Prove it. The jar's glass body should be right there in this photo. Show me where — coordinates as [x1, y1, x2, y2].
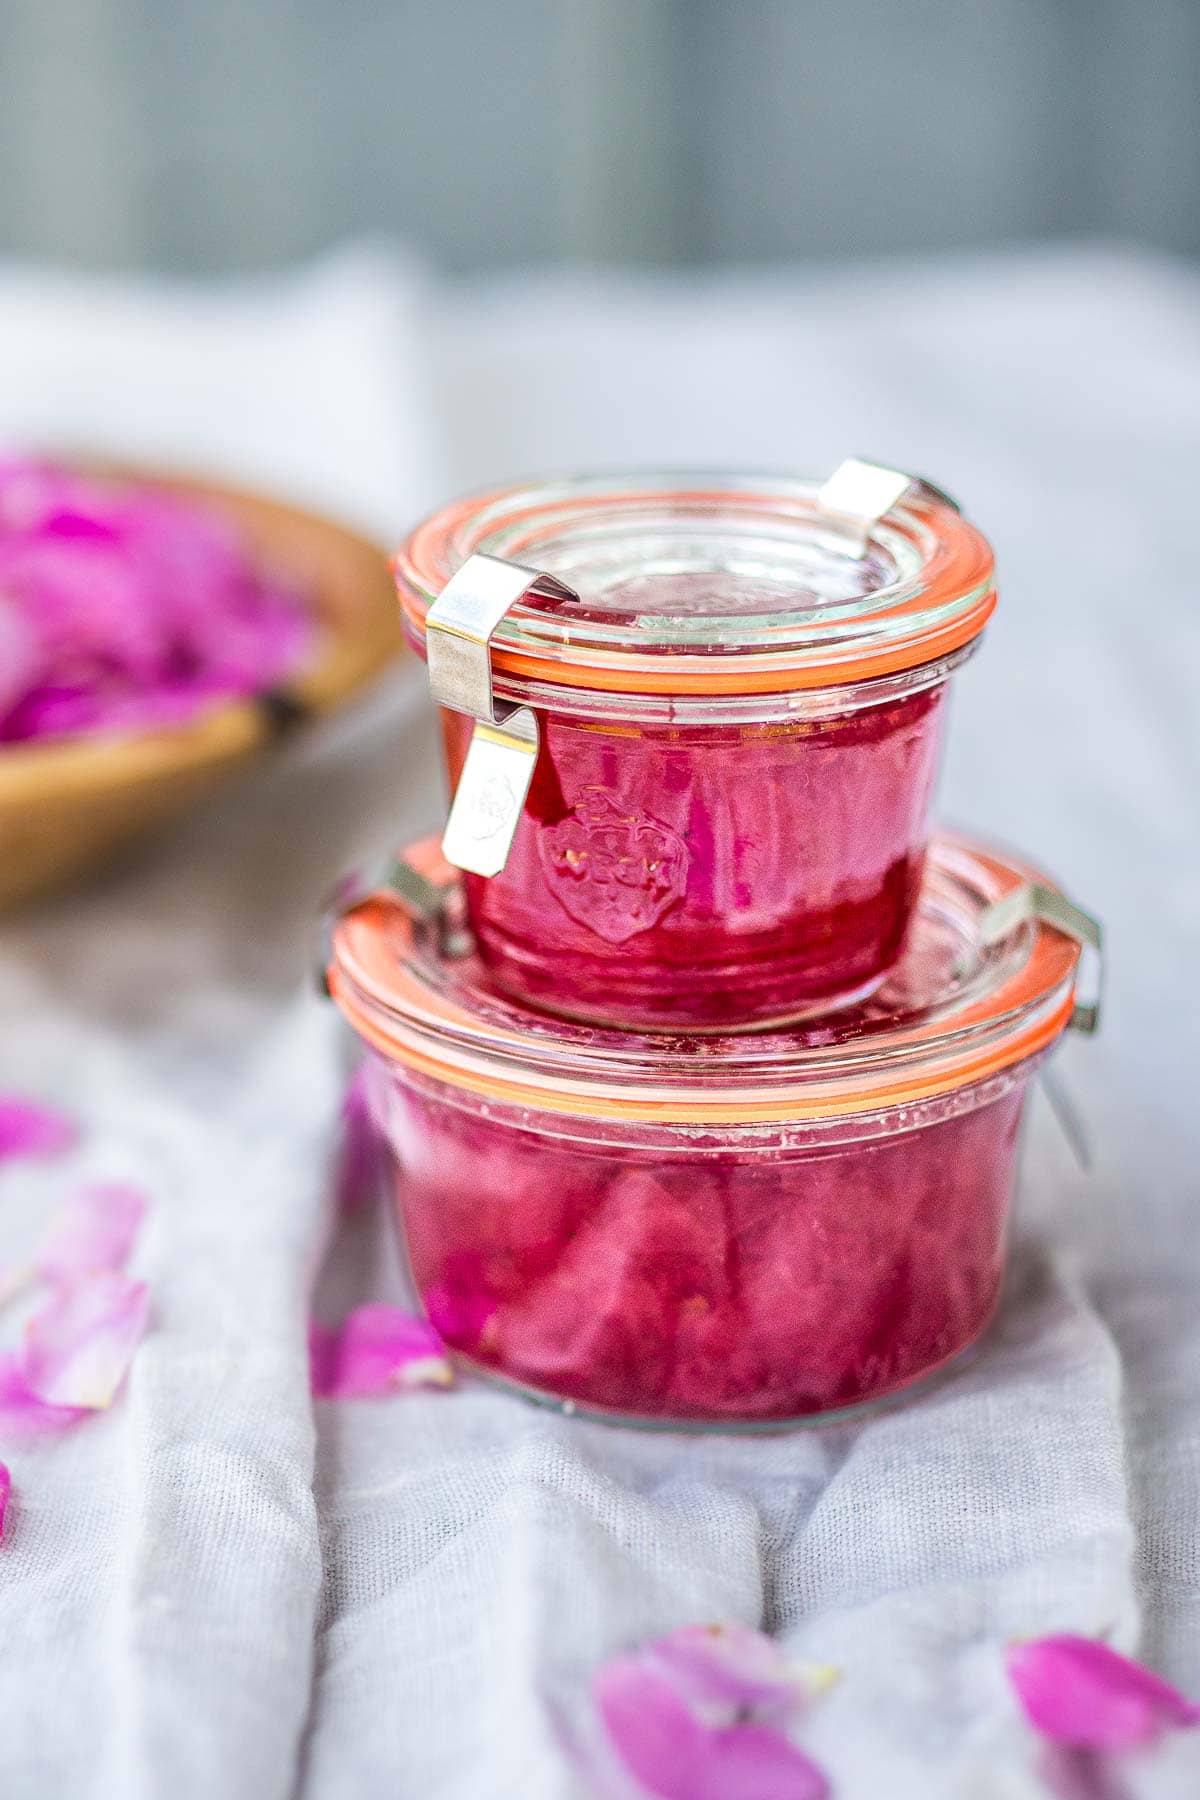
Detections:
[441, 670, 949, 1030]
[371, 1057, 1031, 1429]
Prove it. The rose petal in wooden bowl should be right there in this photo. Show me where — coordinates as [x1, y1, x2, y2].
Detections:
[0, 468, 403, 910]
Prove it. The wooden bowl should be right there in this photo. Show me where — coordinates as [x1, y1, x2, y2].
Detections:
[0, 468, 404, 910]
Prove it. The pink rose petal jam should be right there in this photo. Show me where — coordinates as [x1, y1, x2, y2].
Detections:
[330, 834, 1092, 1430]
[442, 679, 946, 1030]
[398, 472, 996, 1032]
[383, 1066, 1023, 1424]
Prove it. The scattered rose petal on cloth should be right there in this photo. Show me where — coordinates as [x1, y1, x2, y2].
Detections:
[20, 1271, 150, 1410]
[0, 1182, 147, 1311]
[644, 1623, 837, 1725]
[309, 1304, 453, 1399]
[0, 1353, 88, 1432]
[1007, 1635, 1200, 1751]
[0, 1460, 10, 1540]
[591, 1625, 833, 1800]
[0, 1098, 76, 1161]
[35, 1183, 147, 1285]
[595, 1655, 830, 1800]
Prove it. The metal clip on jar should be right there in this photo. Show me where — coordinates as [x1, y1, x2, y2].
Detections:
[327, 832, 1101, 1430]
[395, 462, 997, 1032]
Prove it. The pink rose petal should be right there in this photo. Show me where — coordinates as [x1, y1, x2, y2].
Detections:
[646, 1623, 836, 1724]
[1007, 1635, 1200, 1751]
[0, 1183, 145, 1309]
[591, 1626, 834, 1800]
[309, 1304, 453, 1399]
[0, 1461, 10, 1540]
[35, 1183, 146, 1284]
[596, 1658, 829, 1800]
[21, 1271, 149, 1409]
[0, 602, 40, 715]
[0, 1098, 75, 1161]
[0, 1351, 88, 1432]
[0, 457, 312, 746]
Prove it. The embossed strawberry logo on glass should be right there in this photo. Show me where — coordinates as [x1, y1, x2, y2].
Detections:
[537, 788, 689, 943]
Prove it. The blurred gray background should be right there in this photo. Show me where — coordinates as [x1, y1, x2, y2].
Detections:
[3, 0, 1198, 272]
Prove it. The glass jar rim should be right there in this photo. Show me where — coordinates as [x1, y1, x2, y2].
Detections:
[394, 470, 996, 700]
[328, 833, 1082, 1127]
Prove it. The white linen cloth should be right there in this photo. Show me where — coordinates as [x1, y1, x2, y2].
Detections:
[0, 241, 1196, 1799]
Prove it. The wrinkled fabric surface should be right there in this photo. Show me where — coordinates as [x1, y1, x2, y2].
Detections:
[0, 242, 1196, 1799]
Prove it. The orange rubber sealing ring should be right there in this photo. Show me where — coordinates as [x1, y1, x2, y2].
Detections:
[327, 834, 1081, 1127]
[394, 483, 996, 696]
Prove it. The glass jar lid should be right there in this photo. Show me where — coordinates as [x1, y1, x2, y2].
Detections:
[394, 469, 996, 699]
[327, 832, 1097, 1126]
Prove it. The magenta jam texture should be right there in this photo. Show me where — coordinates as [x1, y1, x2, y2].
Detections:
[443, 679, 947, 1031]
[378, 1064, 1026, 1425]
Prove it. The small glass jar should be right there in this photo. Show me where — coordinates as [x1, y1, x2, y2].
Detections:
[327, 833, 1099, 1430]
[395, 468, 996, 1031]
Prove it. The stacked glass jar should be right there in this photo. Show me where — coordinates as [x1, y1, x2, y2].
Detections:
[327, 463, 1102, 1429]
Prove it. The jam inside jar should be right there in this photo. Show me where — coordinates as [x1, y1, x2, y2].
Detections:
[380, 1063, 1025, 1425]
[441, 675, 947, 1030]
[397, 472, 997, 1031]
[328, 832, 1097, 1431]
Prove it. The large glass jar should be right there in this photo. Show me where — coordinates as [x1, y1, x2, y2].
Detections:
[327, 833, 1099, 1430]
[395, 469, 996, 1031]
